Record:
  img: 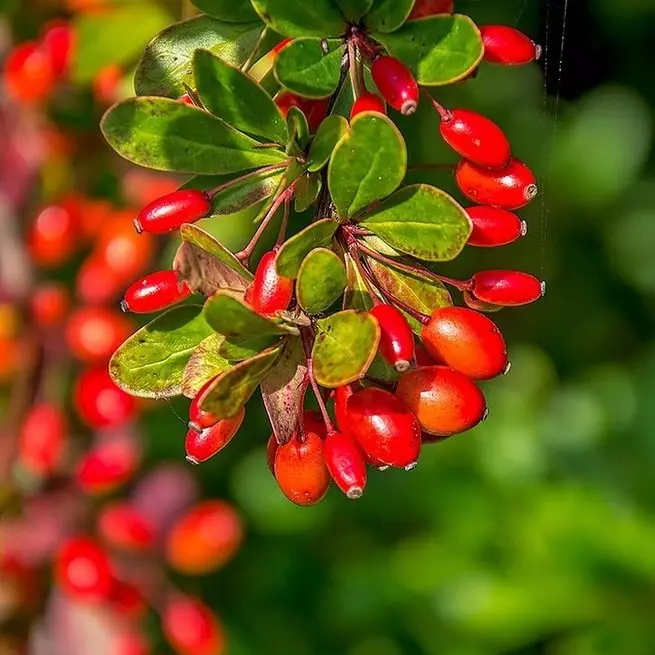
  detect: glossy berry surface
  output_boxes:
[334,384,356,434]
[396,366,487,436]
[188,377,220,431]
[55,537,114,603]
[274,432,331,506]
[251,251,294,316]
[135,189,211,235]
[440,109,511,169]
[422,307,508,380]
[163,594,224,655]
[18,403,67,477]
[351,92,386,120]
[470,270,545,306]
[480,25,540,66]
[370,304,415,372]
[347,388,421,469]
[122,270,192,314]
[324,431,367,500]
[466,206,526,247]
[409,0,454,19]
[371,56,419,115]
[66,306,132,363]
[166,501,243,575]
[74,367,136,429]
[97,503,154,552]
[185,407,245,464]
[455,158,538,210]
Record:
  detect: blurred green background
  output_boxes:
[9,0,655,653]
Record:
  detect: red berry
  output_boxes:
[135,190,212,235]
[466,206,526,247]
[350,92,386,120]
[370,304,415,372]
[41,21,74,78]
[162,594,224,655]
[93,63,122,105]
[185,407,245,464]
[28,202,80,267]
[324,431,367,499]
[266,434,278,473]
[74,368,137,429]
[396,366,487,436]
[76,256,125,305]
[439,108,511,169]
[274,432,331,506]
[243,282,255,306]
[109,582,147,620]
[66,306,132,363]
[97,502,155,552]
[76,435,140,494]
[334,384,355,434]
[422,307,508,380]
[18,403,67,477]
[96,214,155,281]
[30,283,70,327]
[112,629,150,655]
[371,56,419,115]
[470,270,545,306]
[3,41,57,104]
[415,343,440,366]
[188,377,220,431]
[166,501,243,575]
[409,0,453,19]
[251,251,294,316]
[347,388,421,469]
[55,536,114,603]
[455,157,538,210]
[480,25,540,66]
[122,271,192,314]
[302,409,327,438]
[274,92,329,132]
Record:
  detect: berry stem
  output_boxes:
[207,163,287,199]
[275,196,291,248]
[343,239,384,306]
[347,39,365,99]
[300,327,335,435]
[427,93,453,122]
[181,83,204,109]
[240,26,270,73]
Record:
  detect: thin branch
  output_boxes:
[300,327,335,435]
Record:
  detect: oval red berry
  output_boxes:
[471,270,545,306]
[466,206,526,247]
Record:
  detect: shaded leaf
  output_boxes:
[275,38,343,99]
[251,0,346,37]
[374,15,483,85]
[135,16,264,98]
[101,97,289,175]
[360,184,471,261]
[199,346,282,418]
[110,306,213,398]
[219,334,280,361]
[328,113,407,218]
[260,337,308,445]
[295,174,322,212]
[365,0,414,33]
[182,333,231,398]
[297,248,347,314]
[276,219,339,278]
[286,106,310,150]
[312,310,380,388]
[191,0,258,22]
[343,253,373,311]
[367,353,401,383]
[308,114,349,172]
[334,0,374,22]
[194,49,288,143]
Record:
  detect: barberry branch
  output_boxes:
[300,327,335,435]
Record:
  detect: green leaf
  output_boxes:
[135,16,264,98]
[286,106,310,150]
[367,353,401,383]
[194,49,288,143]
[374,15,483,85]
[175,224,251,297]
[360,184,471,261]
[312,310,380,388]
[276,219,339,278]
[219,335,280,361]
[295,174,322,212]
[182,333,231,398]
[199,346,282,418]
[110,306,213,399]
[72,2,171,83]
[101,97,288,175]
[365,0,414,33]
[328,113,407,218]
[250,0,346,37]
[308,115,349,172]
[274,38,343,99]
[334,0,374,22]
[343,253,373,312]
[191,0,258,22]
[260,338,308,444]
[297,248,347,314]
[204,290,297,338]
[367,258,453,333]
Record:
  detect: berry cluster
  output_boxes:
[103,0,545,507]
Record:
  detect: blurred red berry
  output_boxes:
[163,594,225,655]
[18,403,67,477]
[98,502,155,552]
[30,283,70,327]
[41,21,75,78]
[76,434,140,494]
[55,536,114,603]
[66,306,132,363]
[74,368,137,429]
[28,202,81,267]
[3,41,57,104]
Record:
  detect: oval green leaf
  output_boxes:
[308,114,349,172]
[286,105,310,150]
[194,49,288,143]
[110,306,213,399]
[199,346,282,418]
[191,0,258,22]
[135,16,264,98]
[364,0,414,33]
[297,248,347,315]
[275,38,343,99]
[373,15,483,85]
[101,97,288,175]
[275,218,339,278]
[295,173,322,212]
[334,0,374,22]
[251,0,346,37]
[312,310,380,388]
[328,112,407,218]
[182,333,231,398]
[219,335,280,362]
[360,184,471,261]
